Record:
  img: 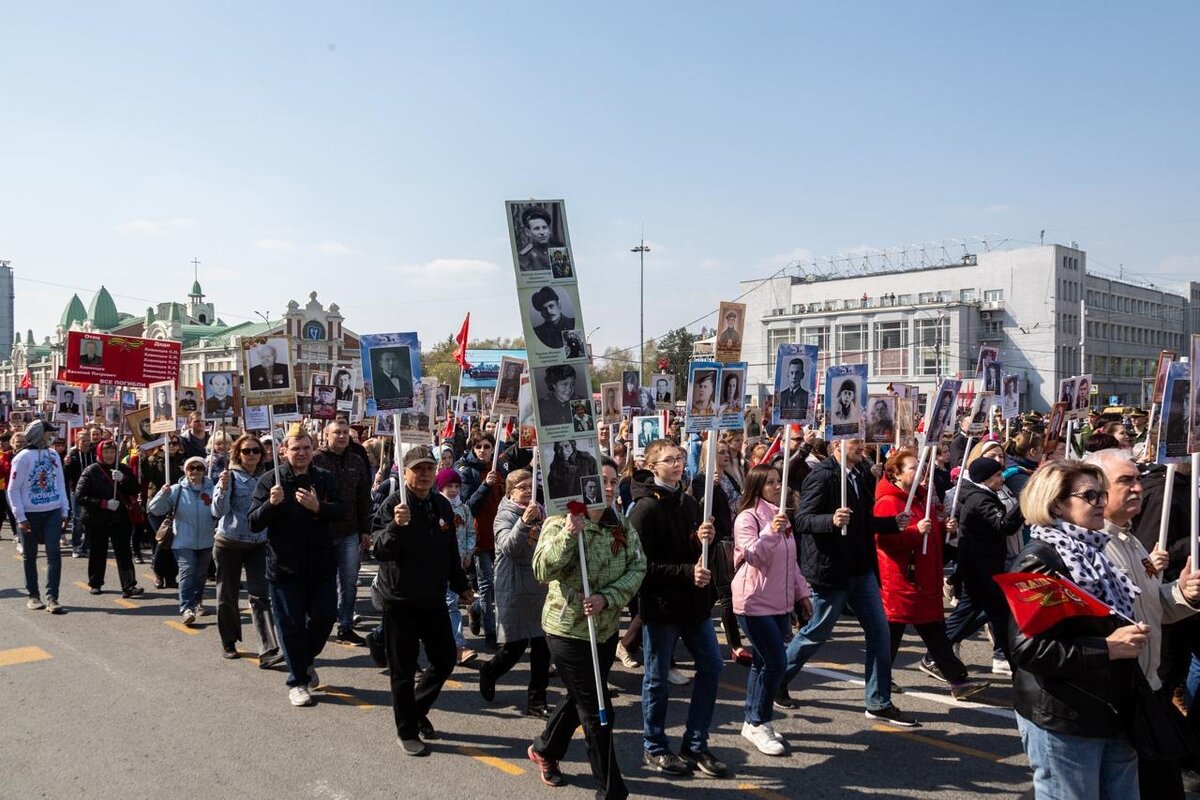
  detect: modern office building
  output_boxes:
[0,261,14,360]
[738,243,1189,413]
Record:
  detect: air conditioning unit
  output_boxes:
[981,310,995,321]
[982,300,1003,311]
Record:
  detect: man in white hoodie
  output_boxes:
[8,420,71,613]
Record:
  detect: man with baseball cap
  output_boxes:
[372,445,473,756]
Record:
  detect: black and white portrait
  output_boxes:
[245,338,291,392]
[370,345,414,411]
[866,395,896,444]
[524,285,580,351]
[541,437,599,501]
[203,371,238,421]
[78,338,103,367]
[534,362,588,428]
[509,200,569,275]
[652,373,674,406]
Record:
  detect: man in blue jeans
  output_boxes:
[779,438,918,727]
[8,420,71,613]
[627,439,728,778]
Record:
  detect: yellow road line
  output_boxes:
[74,581,91,591]
[0,646,53,667]
[871,724,1013,763]
[12,554,21,561]
[164,620,201,636]
[738,783,790,800]
[112,598,138,609]
[322,688,377,710]
[445,678,464,689]
[456,745,524,776]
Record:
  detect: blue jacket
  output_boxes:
[148,476,217,551]
[211,466,265,545]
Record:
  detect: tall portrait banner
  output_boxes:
[1158,361,1191,464]
[714,301,746,364]
[772,344,818,425]
[360,332,421,418]
[148,380,177,434]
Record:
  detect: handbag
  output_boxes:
[1127,667,1199,766]
[154,486,182,549]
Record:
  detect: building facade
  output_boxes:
[738,243,1190,413]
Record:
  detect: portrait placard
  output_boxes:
[714,301,746,363]
[1153,350,1177,405]
[125,407,162,450]
[518,284,585,361]
[148,380,177,434]
[743,405,763,440]
[506,200,574,287]
[651,373,675,410]
[865,395,896,445]
[1190,335,1200,455]
[539,437,600,502]
[1070,374,1092,420]
[1001,374,1020,421]
[895,397,916,446]
[976,345,1000,392]
[967,391,994,436]
[824,364,868,442]
[311,383,337,421]
[54,383,84,424]
[772,343,818,425]
[517,373,536,448]
[241,336,293,407]
[924,379,962,443]
[492,355,526,418]
[717,363,746,431]
[632,415,662,457]
[685,361,721,434]
[177,386,199,417]
[531,362,590,433]
[1042,402,1069,462]
[202,371,239,422]
[360,332,421,417]
[600,382,622,426]
[331,367,357,412]
[1157,361,1191,464]
[396,378,436,444]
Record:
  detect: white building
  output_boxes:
[738,243,1190,413]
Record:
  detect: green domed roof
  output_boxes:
[87,286,120,330]
[59,294,87,329]
[191,280,203,296]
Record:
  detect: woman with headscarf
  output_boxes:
[148,455,217,626]
[74,439,143,598]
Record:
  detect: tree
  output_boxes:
[654,327,699,381]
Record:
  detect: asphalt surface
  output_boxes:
[0,535,1037,800]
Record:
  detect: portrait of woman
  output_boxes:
[545,439,599,500]
[689,369,718,417]
[721,371,743,413]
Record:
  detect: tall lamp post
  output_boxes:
[631,240,650,384]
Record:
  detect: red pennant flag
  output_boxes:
[441,413,456,440]
[993,572,1114,637]
[18,370,32,389]
[453,313,472,371]
[757,430,783,466]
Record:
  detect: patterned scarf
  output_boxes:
[1029,520,1139,619]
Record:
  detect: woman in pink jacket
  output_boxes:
[732,464,813,756]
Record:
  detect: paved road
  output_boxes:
[1,537,1036,800]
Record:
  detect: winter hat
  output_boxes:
[436,468,461,490]
[968,458,1004,484]
[23,419,57,449]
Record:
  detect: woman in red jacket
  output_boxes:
[874,448,988,700]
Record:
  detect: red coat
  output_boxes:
[873,476,945,624]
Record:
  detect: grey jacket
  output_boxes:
[493,497,548,643]
[211,466,266,545]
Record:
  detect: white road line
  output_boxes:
[804,665,1016,720]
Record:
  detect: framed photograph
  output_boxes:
[1153,350,1177,405]
[506,200,572,284]
[242,336,293,407]
[718,363,747,431]
[540,437,600,505]
[202,371,239,422]
[772,343,818,425]
[685,362,720,433]
[1001,374,1020,421]
[865,395,896,444]
[967,391,994,436]
[651,373,675,409]
[924,379,962,443]
[632,415,662,457]
[532,362,589,430]
[148,380,177,434]
[714,301,746,363]
[311,383,337,420]
[520,284,583,357]
[569,399,595,433]
[492,355,526,418]
[600,382,622,426]
[1158,361,1191,464]
[54,384,84,424]
[368,344,415,412]
[824,364,868,442]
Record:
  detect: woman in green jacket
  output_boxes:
[526,457,645,799]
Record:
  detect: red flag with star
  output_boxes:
[993,572,1115,637]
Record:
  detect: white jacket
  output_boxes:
[7,447,70,522]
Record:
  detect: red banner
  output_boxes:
[62,331,182,388]
[994,572,1113,637]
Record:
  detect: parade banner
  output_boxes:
[241,336,294,407]
[651,373,675,409]
[62,331,181,388]
[966,391,994,435]
[491,355,526,418]
[685,361,721,433]
[715,301,746,364]
[201,371,239,423]
[824,364,868,442]
[461,348,528,390]
[360,332,421,417]
[148,380,177,435]
[507,198,600,514]
[924,379,962,443]
[718,362,747,431]
[865,394,897,445]
[772,343,818,425]
[1158,361,1191,464]
[1001,374,1020,421]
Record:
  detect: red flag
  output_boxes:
[453,313,472,371]
[758,430,783,466]
[993,572,1114,637]
[18,370,31,389]
[441,412,456,440]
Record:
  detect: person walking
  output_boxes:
[148,456,217,626]
[73,439,142,597]
[8,420,70,613]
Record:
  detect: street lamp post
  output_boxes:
[631,240,650,384]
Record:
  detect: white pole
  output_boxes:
[921,454,936,555]
[948,436,973,520]
[1066,419,1075,459]
[701,432,717,564]
[575,515,610,726]
[269,406,281,487]
[1158,463,1177,552]
[492,414,504,473]
[904,443,931,514]
[779,426,792,515]
[840,439,848,536]
[392,412,407,507]
[1191,453,1199,571]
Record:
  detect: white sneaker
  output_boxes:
[667,668,690,686]
[27,597,44,610]
[289,686,315,707]
[991,657,1012,676]
[195,603,208,617]
[616,643,640,669]
[182,608,197,627]
[741,721,785,756]
[952,642,961,661]
[764,721,784,743]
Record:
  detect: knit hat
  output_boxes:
[435,468,461,490]
[968,458,1004,484]
[23,419,57,449]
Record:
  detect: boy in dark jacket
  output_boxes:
[780,438,917,726]
[627,439,728,779]
[372,445,472,757]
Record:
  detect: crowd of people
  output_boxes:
[2,399,1197,799]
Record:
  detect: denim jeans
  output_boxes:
[782,571,893,712]
[270,576,337,687]
[21,510,63,600]
[1015,713,1140,800]
[334,534,362,629]
[641,620,723,754]
[471,552,496,638]
[446,588,465,648]
[174,547,212,613]
[737,613,791,725]
[1186,654,1200,709]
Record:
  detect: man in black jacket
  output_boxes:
[780,438,918,726]
[628,440,728,779]
[249,426,344,708]
[372,445,472,756]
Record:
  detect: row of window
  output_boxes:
[1085,321,1182,349]
[1092,355,1157,380]
[779,288,1004,316]
[1086,289,1182,321]
[767,318,952,377]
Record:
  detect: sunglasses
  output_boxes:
[240,447,262,455]
[186,465,205,472]
[1068,489,1108,507]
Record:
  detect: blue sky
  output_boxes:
[2,3,1196,359]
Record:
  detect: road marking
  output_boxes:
[113,598,138,609]
[322,688,376,710]
[456,745,524,776]
[738,783,790,800]
[805,665,1015,720]
[164,620,201,636]
[0,646,53,667]
[12,554,21,561]
[871,724,1015,763]
[74,581,91,592]
[445,678,464,689]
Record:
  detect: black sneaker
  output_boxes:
[418,716,438,740]
[335,627,366,646]
[122,586,145,598]
[479,670,497,703]
[222,643,239,659]
[773,689,800,709]
[917,656,948,683]
[89,586,102,595]
[258,650,285,670]
[865,704,919,728]
[643,750,690,776]
[468,608,481,636]
[364,631,386,668]
[680,747,729,778]
[528,745,566,787]
[525,703,553,719]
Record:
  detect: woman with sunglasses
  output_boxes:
[211,434,282,665]
[73,439,143,597]
[149,455,217,626]
[142,436,185,588]
[1009,461,1146,799]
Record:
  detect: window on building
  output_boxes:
[1093,355,1106,376]
[936,290,953,303]
[914,317,949,377]
[982,319,1003,338]
[844,298,860,309]
[837,323,868,365]
[960,288,977,302]
[823,300,837,311]
[918,292,935,304]
[767,327,794,355]
[873,321,909,375]
[897,293,913,305]
[983,289,1004,303]
[803,326,831,373]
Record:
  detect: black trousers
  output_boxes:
[535,633,627,800]
[481,636,550,705]
[957,557,1011,661]
[87,520,137,592]
[715,583,743,650]
[382,598,456,739]
[889,620,968,683]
